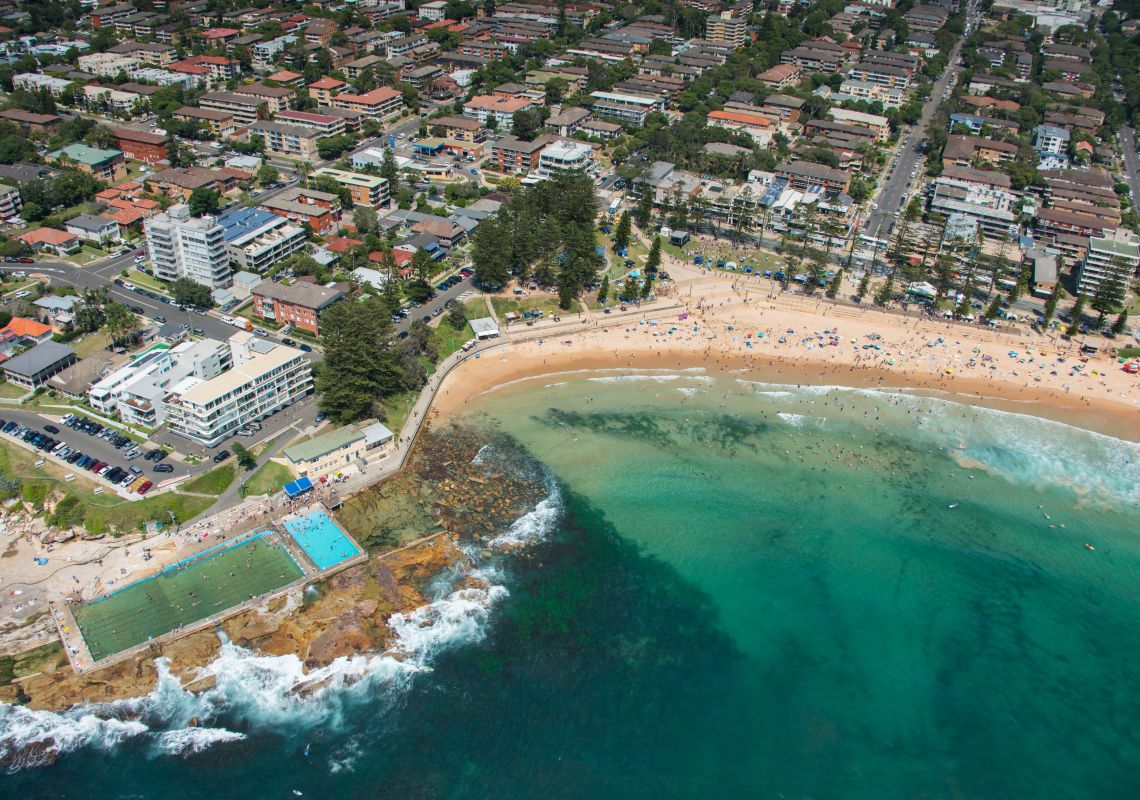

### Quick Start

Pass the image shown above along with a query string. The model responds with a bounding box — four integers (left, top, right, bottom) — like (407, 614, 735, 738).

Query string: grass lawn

(240, 461, 294, 498)
(381, 390, 417, 435)
(73, 332, 112, 359)
(0, 438, 216, 534)
(125, 269, 167, 293)
(431, 318, 472, 361)
(181, 464, 236, 495)
(490, 295, 567, 321)
(0, 381, 29, 400)
(83, 491, 214, 535)
(69, 244, 110, 266)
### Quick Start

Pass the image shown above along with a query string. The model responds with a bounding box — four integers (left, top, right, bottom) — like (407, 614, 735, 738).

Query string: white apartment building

(144, 204, 232, 289)
(13, 73, 72, 97)
(0, 184, 22, 220)
(217, 207, 307, 273)
(417, 0, 447, 20)
(535, 139, 596, 179)
(76, 52, 140, 78)
(87, 339, 231, 427)
(928, 176, 1018, 240)
(163, 332, 313, 447)
(1078, 228, 1140, 298)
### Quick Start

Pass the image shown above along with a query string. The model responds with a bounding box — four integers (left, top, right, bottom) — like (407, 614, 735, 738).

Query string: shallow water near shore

(3, 371, 1140, 798)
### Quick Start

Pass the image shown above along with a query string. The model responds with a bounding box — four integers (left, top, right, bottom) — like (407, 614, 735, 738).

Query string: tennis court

(283, 509, 361, 571)
(72, 532, 303, 661)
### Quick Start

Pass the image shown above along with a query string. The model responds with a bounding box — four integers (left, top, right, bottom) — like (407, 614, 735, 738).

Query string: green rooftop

(48, 143, 123, 166)
(284, 424, 366, 464)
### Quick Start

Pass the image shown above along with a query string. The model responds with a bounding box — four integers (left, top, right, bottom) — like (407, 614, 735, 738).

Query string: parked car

(212, 450, 230, 463)
(153, 463, 174, 473)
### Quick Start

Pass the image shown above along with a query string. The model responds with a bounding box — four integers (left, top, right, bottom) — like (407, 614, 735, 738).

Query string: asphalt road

(864, 2, 979, 242)
(0, 255, 239, 341)
(395, 273, 477, 333)
(1117, 125, 1140, 204)
(0, 407, 193, 487)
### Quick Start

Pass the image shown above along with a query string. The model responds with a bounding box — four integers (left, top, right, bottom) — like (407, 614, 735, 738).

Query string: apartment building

(251, 280, 345, 336)
(199, 91, 265, 125)
(491, 136, 549, 175)
(232, 83, 294, 114)
(216, 207, 306, 273)
(329, 86, 404, 122)
(163, 332, 312, 447)
(757, 63, 802, 90)
(112, 127, 169, 163)
(1078, 228, 1140, 298)
(588, 90, 662, 125)
(535, 139, 596, 179)
(144, 204, 231, 289)
(46, 144, 126, 182)
(1032, 124, 1070, 156)
(928, 173, 1018, 240)
(432, 115, 487, 143)
(310, 168, 390, 208)
(260, 187, 341, 235)
(87, 339, 231, 427)
(707, 109, 774, 145)
(248, 120, 322, 162)
(307, 77, 346, 106)
(0, 184, 21, 220)
(464, 94, 535, 128)
(273, 110, 346, 138)
(706, 11, 748, 48)
(775, 160, 851, 196)
(173, 106, 238, 137)
(13, 73, 71, 97)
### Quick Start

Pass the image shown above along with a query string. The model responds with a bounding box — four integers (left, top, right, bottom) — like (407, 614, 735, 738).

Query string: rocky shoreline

(0, 422, 549, 716)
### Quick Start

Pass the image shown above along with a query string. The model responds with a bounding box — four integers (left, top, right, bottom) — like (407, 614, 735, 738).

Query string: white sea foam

(0, 704, 148, 771)
(489, 479, 563, 549)
(747, 380, 1140, 505)
(153, 727, 246, 756)
(0, 456, 565, 773)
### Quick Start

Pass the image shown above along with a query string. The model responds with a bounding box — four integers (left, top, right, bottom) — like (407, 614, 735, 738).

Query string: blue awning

(283, 476, 314, 498)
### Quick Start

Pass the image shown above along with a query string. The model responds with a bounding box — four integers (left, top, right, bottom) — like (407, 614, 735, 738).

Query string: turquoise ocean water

(2, 370, 1139, 798)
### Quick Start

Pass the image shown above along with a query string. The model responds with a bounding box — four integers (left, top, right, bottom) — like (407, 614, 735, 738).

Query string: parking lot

(0, 408, 193, 496)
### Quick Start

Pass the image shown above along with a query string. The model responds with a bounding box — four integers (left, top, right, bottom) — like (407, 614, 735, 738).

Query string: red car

(136, 480, 153, 495)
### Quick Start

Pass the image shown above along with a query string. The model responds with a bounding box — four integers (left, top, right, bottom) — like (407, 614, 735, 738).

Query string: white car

(221, 315, 235, 324)
(123, 282, 135, 290)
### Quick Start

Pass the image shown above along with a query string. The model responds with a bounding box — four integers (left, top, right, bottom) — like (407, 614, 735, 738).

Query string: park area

(72, 531, 302, 661)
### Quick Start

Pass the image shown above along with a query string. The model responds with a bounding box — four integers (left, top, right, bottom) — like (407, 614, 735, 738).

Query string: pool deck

(55, 502, 367, 676)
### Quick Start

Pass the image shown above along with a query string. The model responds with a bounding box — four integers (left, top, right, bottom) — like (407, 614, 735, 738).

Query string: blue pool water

(283, 510, 360, 571)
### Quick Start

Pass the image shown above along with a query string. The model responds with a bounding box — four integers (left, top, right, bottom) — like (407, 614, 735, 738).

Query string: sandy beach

(434, 257, 1140, 442)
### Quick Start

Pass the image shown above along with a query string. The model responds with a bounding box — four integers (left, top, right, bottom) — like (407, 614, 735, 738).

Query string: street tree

(256, 164, 279, 186)
(188, 187, 220, 216)
(826, 268, 843, 299)
(597, 275, 609, 305)
(1042, 282, 1064, 327)
(448, 302, 468, 330)
(316, 296, 403, 424)
(1112, 309, 1129, 337)
(1066, 295, 1087, 337)
(646, 236, 661, 274)
(171, 278, 213, 308)
(1091, 273, 1126, 329)
(613, 210, 632, 253)
(856, 271, 870, 302)
(635, 189, 653, 229)
(232, 442, 256, 470)
(104, 302, 141, 345)
(875, 271, 895, 306)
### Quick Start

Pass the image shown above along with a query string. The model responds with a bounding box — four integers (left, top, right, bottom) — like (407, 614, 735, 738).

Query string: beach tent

(283, 476, 314, 498)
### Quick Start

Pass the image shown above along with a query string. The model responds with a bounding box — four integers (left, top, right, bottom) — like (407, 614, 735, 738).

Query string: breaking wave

(0, 455, 564, 773)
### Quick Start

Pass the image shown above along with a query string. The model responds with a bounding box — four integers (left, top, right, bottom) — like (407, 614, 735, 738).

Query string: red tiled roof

(19, 227, 77, 246)
(3, 318, 52, 338)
